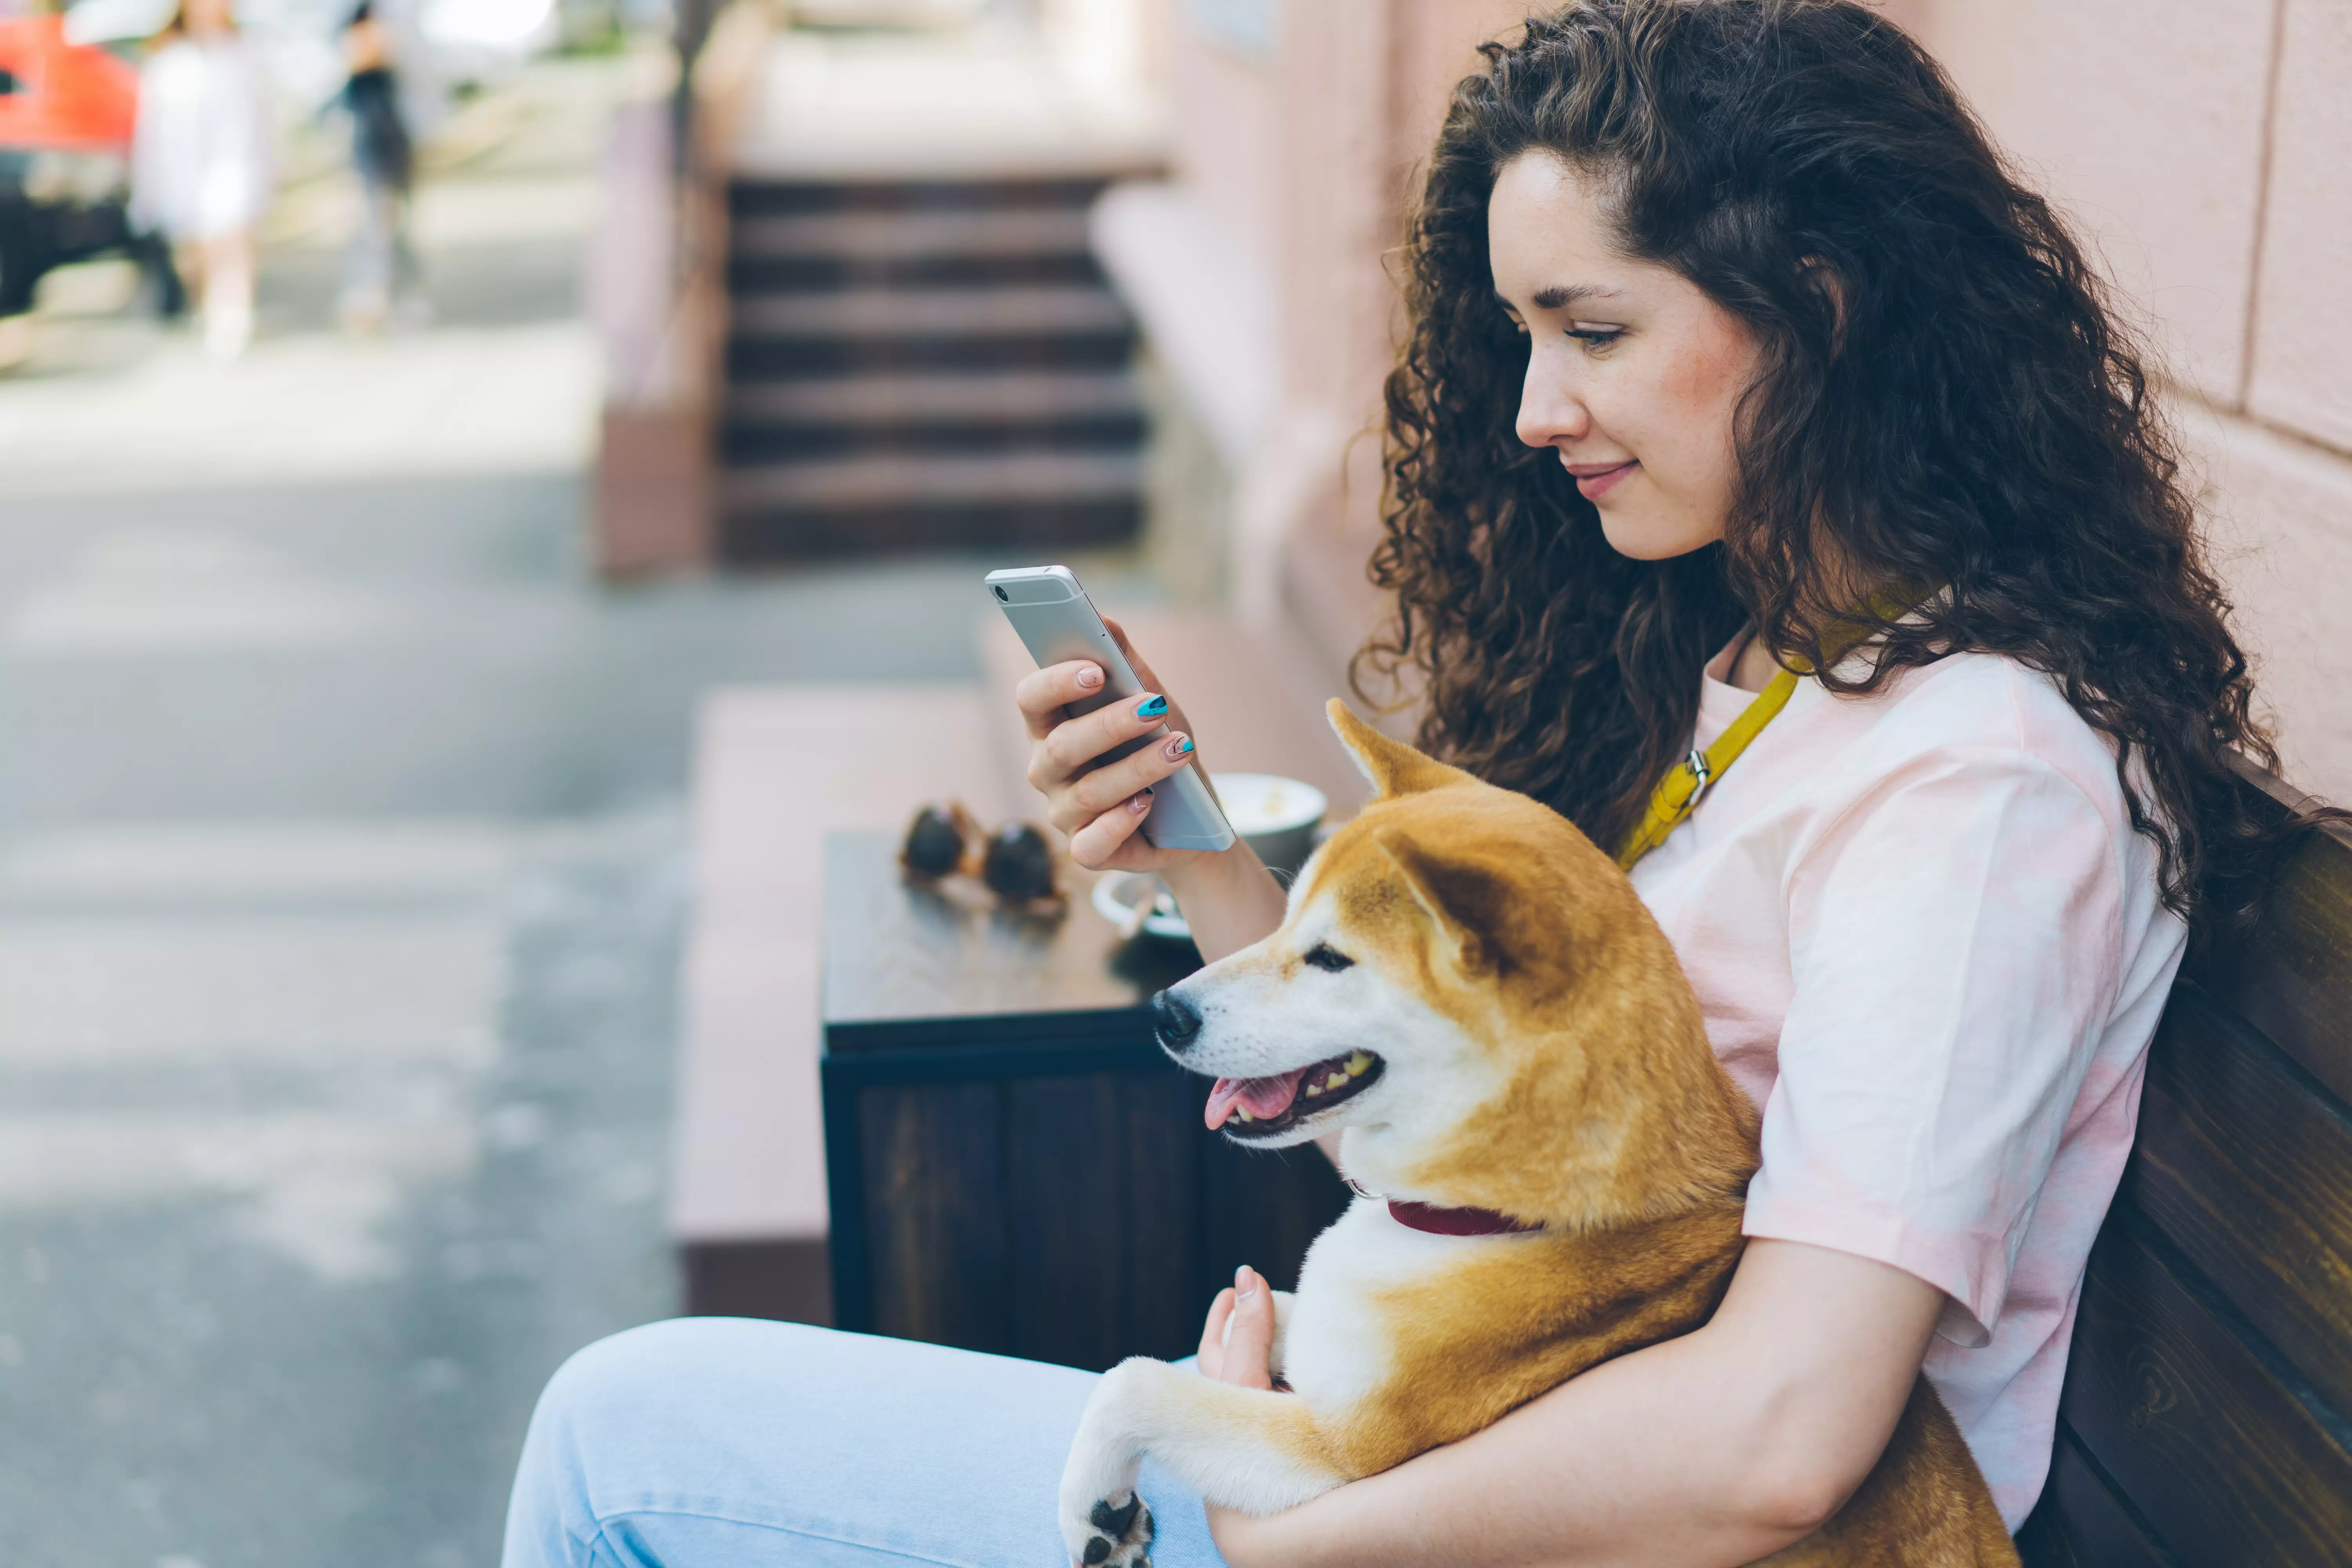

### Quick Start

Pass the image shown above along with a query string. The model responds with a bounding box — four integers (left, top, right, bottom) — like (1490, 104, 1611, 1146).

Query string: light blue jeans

(501, 1317, 1229, 1568)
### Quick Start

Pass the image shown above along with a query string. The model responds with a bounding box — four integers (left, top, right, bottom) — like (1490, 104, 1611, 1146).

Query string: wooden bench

(1075, 579, 2352, 1555)
(697, 602, 2352, 1555)
(671, 683, 1013, 1319)
(2019, 768, 2352, 1564)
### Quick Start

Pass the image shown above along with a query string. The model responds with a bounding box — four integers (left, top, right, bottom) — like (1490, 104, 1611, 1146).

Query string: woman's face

(185, 0, 236, 35)
(1488, 151, 1763, 560)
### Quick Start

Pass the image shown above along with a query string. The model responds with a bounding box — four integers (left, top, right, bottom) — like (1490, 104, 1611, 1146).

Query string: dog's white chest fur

(1281, 1196, 1484, 1412)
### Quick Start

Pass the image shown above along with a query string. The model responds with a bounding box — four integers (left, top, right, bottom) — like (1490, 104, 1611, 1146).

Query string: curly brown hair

(1357, 0, 2287, 927)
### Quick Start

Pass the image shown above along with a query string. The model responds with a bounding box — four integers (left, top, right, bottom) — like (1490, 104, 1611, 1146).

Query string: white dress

(129, 36, 274, 241)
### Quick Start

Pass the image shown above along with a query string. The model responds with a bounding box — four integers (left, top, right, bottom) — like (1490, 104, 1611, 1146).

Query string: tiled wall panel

(2246, 0, 2352, 452)
(2196, 412, 2352, 801)
(1900, 0, 2275, 403)
(1169, 27, 1281, 273)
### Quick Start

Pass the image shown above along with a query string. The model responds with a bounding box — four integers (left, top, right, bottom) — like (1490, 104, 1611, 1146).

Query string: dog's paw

(1068, 1490, 1154, 1568)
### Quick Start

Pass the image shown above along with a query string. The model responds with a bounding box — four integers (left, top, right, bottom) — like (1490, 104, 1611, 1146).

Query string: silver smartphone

(986, 565, 1238, 853)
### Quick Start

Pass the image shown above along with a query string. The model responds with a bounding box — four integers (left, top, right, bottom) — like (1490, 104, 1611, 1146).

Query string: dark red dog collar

(1387, 1199, 1541, 1236)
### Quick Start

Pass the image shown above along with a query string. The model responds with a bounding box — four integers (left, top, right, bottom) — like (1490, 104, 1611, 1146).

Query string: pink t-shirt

(1626, 641, 2186, 1528)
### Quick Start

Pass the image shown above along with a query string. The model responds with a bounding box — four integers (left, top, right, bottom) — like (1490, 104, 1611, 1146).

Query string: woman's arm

(1207, 1239, 1946, 1568)
(1156, 836, 1291, 962)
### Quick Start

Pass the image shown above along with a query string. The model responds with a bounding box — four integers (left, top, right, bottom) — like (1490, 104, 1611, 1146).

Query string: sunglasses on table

(900, 801, 1061, 907)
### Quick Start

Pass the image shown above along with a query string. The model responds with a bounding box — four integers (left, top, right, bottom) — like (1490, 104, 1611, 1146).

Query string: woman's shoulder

(1831, 650, 2134, 822)
(1790, 652, 2182, 964)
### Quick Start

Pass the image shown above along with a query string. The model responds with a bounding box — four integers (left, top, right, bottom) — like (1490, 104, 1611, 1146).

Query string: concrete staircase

(718, 175, 1150, 559)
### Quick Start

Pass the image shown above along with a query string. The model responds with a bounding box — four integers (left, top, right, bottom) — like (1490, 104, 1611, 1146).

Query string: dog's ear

(1327, 699, 1468, 800)
(1375, 828, 1514, 977)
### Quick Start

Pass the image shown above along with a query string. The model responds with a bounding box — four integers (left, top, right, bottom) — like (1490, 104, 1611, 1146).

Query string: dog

(1056, 701, 2017, 1567)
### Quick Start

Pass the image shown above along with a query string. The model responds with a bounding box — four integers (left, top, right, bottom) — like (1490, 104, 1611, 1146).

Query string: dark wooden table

(821, 830, 1350, 1372)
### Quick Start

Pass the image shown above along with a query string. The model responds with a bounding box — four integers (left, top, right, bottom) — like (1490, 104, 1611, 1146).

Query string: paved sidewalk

(0, 54, 1094, 1568)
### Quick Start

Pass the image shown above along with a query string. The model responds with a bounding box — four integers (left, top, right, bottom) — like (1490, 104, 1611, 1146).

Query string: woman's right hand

(1016, 617, 1206, 873)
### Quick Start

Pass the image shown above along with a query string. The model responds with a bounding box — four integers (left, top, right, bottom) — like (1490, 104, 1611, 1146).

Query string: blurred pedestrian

(129, 0, 272, 360)
(338, 0, 421, 332)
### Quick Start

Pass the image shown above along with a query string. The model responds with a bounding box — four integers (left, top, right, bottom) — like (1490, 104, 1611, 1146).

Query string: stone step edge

(721, 451, 1143, 508)
(731, 209, 1094, 263)
(723, 370, 1141, 423)
(729, 286, 1129, 340)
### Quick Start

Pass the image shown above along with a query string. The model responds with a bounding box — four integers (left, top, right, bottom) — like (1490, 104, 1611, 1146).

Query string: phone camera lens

(993, 585, 1009, 601)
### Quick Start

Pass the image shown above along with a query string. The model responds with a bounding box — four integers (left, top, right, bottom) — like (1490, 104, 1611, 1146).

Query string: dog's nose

(1150, 989, 1202, 1051)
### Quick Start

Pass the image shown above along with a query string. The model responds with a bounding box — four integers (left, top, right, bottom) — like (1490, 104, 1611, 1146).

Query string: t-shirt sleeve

(1740, 746, 2127, 1348)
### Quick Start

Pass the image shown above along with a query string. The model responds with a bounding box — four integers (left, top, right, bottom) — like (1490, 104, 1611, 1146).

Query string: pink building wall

(1153, 0, 2352, 802)
(1889, 0, 2352, 802)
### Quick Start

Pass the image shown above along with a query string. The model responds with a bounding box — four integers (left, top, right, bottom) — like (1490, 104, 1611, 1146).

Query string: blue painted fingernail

(1137, 695, 1168, 719)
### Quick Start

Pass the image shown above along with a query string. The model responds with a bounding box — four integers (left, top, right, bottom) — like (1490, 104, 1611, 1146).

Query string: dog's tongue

(1204, 1069, 1307, 1130)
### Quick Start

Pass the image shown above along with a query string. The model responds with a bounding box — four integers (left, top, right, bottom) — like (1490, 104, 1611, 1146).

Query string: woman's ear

(1799, 256, 1849, 352)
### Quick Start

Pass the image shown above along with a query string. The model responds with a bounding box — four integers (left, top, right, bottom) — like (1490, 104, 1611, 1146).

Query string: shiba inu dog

(1056, 702, 2017, 1567)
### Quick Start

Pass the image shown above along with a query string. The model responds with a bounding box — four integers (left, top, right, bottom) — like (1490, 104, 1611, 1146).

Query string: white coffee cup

(1211, 773, 1329, 883)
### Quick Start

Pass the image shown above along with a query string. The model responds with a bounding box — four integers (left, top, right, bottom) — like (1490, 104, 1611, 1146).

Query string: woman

(130, 0, 273, 361)
(338, 0, 420, 331)
(502, 3, 2285, 1563)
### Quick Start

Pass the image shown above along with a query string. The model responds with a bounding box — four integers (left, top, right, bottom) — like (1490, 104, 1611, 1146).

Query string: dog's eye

(1303, 944, 1354, 973)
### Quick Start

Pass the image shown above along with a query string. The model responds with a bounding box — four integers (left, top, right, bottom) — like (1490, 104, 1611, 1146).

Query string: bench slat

(2126, 983, 2352, 1421)
(2192, 771, 2352, 1107)
(2060, 1215, 2352, 1566)
(2016, 1422, 2179, 1568)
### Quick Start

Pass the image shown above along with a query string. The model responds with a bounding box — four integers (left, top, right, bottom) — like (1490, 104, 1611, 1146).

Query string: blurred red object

(0, 15, 138, 151)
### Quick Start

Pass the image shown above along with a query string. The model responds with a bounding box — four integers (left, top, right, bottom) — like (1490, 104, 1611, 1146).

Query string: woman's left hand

(1199, 1267, 1286, 1563)
(1197, 1265, 1277, 1389)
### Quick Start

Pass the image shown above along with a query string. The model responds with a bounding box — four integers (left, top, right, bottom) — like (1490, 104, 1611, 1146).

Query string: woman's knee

(531, 1316, 828, 1454)
(508, 1318, 838, 1565)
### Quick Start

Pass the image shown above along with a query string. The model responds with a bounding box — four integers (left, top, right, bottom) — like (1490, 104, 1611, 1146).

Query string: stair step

(726, 283, 1134, 377)
(730, 285, 1129, 340)
(723, 370, 1142, 461)
(730, 207, 1103, 292)
(730, 336, 1132, 377)
(720, 450, 1141, 558)
(732, 208, 1094, 263)
(722, 497, 1141, 559)
(728, 176, 1115, 218)
(732, 252, 1105, 293)
(721, 417, 1143, 463)
(722, 498, 1140, 559)
(727, 369, 1140, 423)
(724, 449, 1141, 510)
(722, 367, 1143, 460)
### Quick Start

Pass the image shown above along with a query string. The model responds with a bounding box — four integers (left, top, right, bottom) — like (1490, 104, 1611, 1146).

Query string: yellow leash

(1614, 661, 1804, 870)
(1615, 590, 1921, 871)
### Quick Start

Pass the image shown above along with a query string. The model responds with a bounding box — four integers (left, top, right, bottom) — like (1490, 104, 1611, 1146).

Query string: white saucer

(1091, 869, 1192, 942)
